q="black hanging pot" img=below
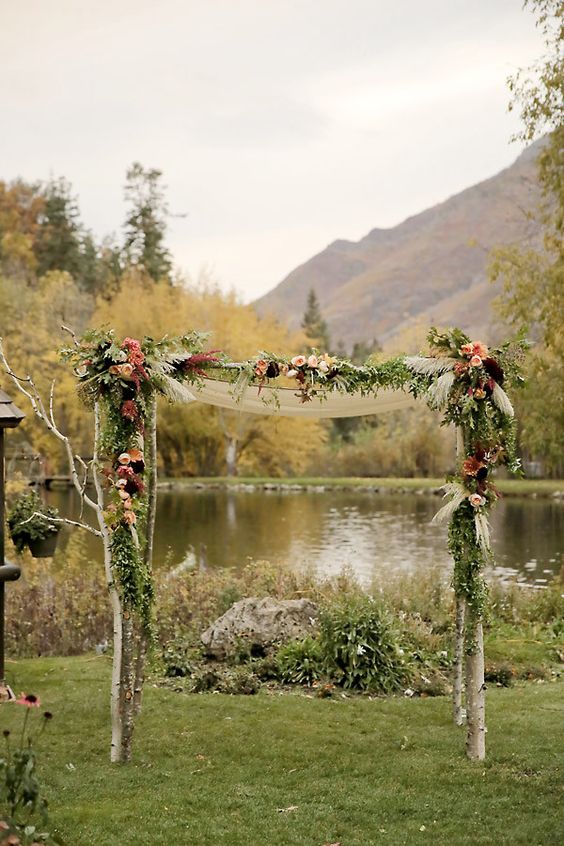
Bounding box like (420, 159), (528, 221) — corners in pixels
(28, 531), (59, 558)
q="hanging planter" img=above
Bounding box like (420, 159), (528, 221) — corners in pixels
(28, 529), (59, 558)
(7, 491), (60, 558)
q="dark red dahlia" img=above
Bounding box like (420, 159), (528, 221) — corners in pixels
(482, 357), (504, 386)
(121, 400), (139, 420)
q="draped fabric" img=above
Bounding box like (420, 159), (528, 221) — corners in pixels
(182, 378), (416, 418)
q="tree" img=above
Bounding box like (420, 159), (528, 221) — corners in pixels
(301, 288), (331, 351)
(123, 163), (172, 283)
(0, 179), (44, 281)
(35, 178), (83, 279)
(490, 0), (564, 475)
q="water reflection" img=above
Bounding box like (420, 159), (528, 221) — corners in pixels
(46, 488), (562, 586)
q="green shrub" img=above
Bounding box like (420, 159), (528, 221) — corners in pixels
(484, 662), (515, 687)
(318, 595), (408, 692)
(191, 666), (259, 695)
(276, 637), (323, 685)
(162, 640), (198, 678)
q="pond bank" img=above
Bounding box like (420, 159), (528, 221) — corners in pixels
(158, 476), (564, 498)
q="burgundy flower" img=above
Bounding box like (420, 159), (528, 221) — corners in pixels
(121, 400), (139, 421)
(266, 361), (280, 378)
(462, 457), (484, 477)
(183, 351), (221, 377)
(482, 357), (504, 386)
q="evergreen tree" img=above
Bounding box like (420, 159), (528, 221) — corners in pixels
(123, 162), (173, 283)
(35, 177), (83, 279)
(301, 288), (330, 350)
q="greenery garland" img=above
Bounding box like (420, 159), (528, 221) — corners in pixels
(62, 325), (525, 628)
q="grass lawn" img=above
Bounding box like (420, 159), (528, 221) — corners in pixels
(163, 476), (564, 497)
(2, 657), (563, 846)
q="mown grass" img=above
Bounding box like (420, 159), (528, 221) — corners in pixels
(2, 657), (563, 846)
(162, 476), (564, 496)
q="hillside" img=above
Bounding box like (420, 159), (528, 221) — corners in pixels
(254, 142), (544, 351)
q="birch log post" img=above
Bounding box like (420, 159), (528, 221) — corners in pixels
(133, 396), (158, 715)
(452, 599), (466, 726)
(465, 619), (486, 760)
(452, 426), (466, 726)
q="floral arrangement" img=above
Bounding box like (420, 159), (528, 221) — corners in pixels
(404, 327), (526, 619)
(237, 348), (411, 404)
(61, 328), (222, 620)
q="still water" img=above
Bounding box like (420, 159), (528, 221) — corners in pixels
(46, 487), (563, 587)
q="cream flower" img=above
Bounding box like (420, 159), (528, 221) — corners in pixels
(118, 452), (131, 465)
(469, 355), (482, 367)
(469, 493), (486, 508)
(318, 360), (329, 373)
(307, 354), (318, 368)
(119, 362), (134, 378)
(286, 369), (298, 378)
(290, 355), (306, 367)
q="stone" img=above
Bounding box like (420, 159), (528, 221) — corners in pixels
(201, 597), (319, 658)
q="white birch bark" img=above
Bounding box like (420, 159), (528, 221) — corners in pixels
(134, 397), (157, 715)
(453, 597), (466, 726)
(465, 620), (486, 760)
(452, 425), (466, 724)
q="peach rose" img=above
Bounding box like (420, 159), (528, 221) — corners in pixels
(291, 355), (306, 367)
(118, 489), (130, 500)
(460, 343), (474, 355)
(469, 355), (482, 367)
(279, 363), (289, 375)
(128, 448), (144, 463)
(118, 452), (131, 465)
(472, 341), (489, 358)
(108, 364), (121, 375)
(474, 387), (486, 399)
(307, 354), (318, 368)
(119, 362), (134, 379)
(123, 510), (136, 525)
(254, 359), (268, 376)
(469, 493), (486, 508)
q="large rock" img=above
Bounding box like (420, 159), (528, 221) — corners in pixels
(201, 597), (319, 658)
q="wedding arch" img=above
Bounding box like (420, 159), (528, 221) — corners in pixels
(0, 326), (524, 763)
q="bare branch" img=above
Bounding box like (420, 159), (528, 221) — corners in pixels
(17, 511), (102, 538)
(61, 324), (79, 347)
(0, 338), (99, 511)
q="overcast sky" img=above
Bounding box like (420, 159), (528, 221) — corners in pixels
(1, 0), (542, 301)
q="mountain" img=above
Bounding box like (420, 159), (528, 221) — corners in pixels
(254, 142), (544, 351)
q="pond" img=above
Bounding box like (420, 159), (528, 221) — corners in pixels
(46, 487), (563, 587)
